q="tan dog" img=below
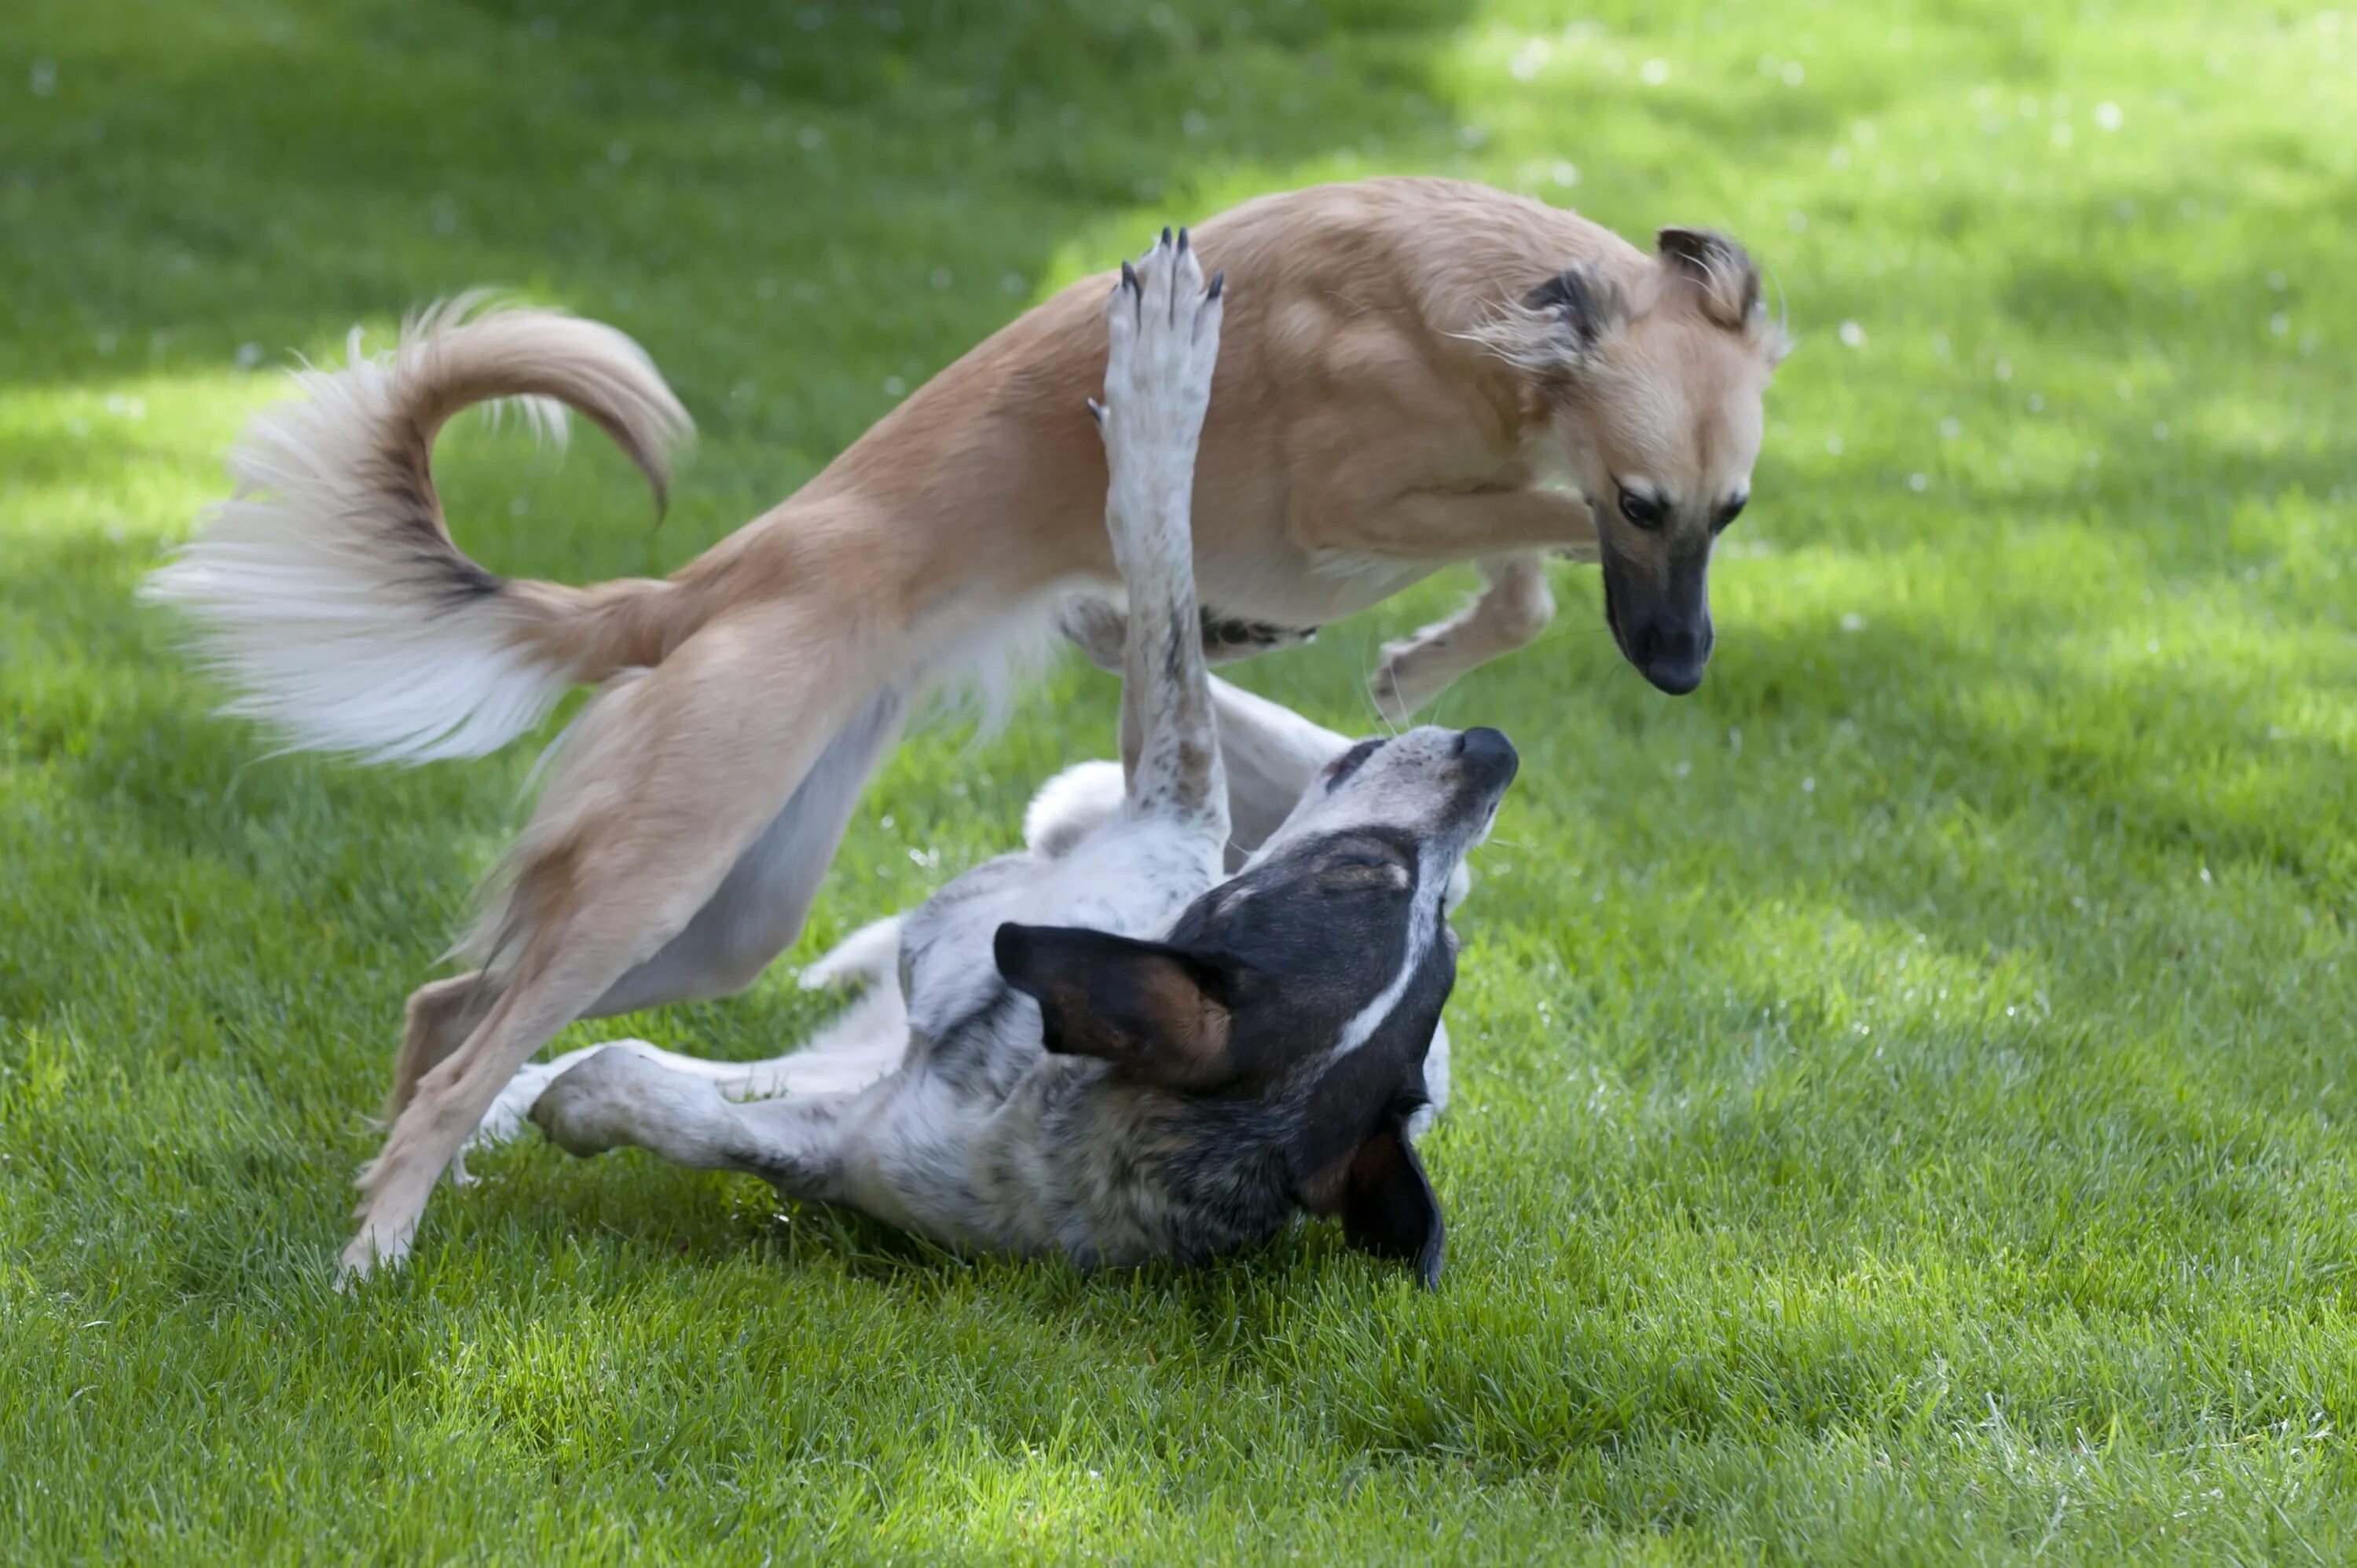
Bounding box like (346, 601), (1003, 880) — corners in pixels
(142, 177), (1786, 1274)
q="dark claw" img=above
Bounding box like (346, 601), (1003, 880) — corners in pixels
(1086, 397), (1106, 427)
(1176, 226), (1189, 255)
(1160, 225), (1172, 247)
(1207, 269), (1224, 300)
(1120, 259), (1137, 294)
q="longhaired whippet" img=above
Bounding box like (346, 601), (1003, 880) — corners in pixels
(471, 237), (1513, 1283)
(141, 178), (1783, 1274)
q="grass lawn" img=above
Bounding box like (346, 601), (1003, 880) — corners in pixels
(5, 0), (2355, 1559)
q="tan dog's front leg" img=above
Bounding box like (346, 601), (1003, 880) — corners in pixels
(1372, 552), (1557, 722)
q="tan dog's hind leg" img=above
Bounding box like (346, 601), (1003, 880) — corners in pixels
(394, 683), (906, 1137)
(340, 608), (893, 1278)
(390, 973), (494, 1119)
(1372, 551), (1557, 723)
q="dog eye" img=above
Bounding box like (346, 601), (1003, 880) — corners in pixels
(1322, 854), (1409, 889)
(1714, 494), (1748, 533)
(1616, 485), (1665, 531)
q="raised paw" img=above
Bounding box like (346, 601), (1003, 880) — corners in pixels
(1095, 227), (1224, 513)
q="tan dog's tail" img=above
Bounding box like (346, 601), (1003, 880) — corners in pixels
(141, 296), (698, 764)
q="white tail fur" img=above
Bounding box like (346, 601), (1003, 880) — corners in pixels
(140, 295), (694, 764)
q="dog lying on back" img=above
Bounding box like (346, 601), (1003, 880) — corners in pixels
(471, 237), (1516, 1283)
(142, 178), (1779, 1274)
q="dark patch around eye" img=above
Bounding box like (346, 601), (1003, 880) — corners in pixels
(1714, 494), (1748, 533)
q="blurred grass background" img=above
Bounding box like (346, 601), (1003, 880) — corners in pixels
(3, 0), (2355, 1560)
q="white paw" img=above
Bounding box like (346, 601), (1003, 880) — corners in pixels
(1095, 225), (1223, 508)
(529, 1045), (676, 1158)
(468, 1039), (658, 1150)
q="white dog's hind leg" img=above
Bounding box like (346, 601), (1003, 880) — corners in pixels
(471, 979), (909, 1149)
(1206, 676), (1351, 857)
(528, 1048), (863, 1202)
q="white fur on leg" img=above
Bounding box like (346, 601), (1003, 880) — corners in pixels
(531, 1048), (740, 1162)
(470, 978), (910, 1150)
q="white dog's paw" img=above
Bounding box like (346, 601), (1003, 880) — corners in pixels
(528, 1045), (679, 1159)
(472, 1061), (563, 1149)
(1095, 225), (1223, 494)
(468, 1039), (658, 1150)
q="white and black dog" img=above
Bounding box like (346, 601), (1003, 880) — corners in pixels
(473, 233), (1519, 1286)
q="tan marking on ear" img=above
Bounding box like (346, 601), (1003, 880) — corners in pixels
(1295, 1148), (1354, 1214)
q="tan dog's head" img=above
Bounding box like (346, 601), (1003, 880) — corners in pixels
(1482, 228), (1788, 694)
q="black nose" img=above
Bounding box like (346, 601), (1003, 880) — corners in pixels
(1643, 657), (1705, 695)
(1630, 621), (1712, 696)
(1453, 727), (1519, 786)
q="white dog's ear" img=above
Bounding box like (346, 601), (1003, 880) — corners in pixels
(1469, 262), (1629, 388)
(994, 923), (1235, 1089)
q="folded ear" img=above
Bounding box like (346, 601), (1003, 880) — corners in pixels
(1468, 261), (1628, 388)
(1655, 226), (1765, 333)
(993, 922), (1233, 1090)
(1340, 1119), (1446, 1289)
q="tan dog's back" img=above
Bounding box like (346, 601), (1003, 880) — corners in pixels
(753, 178), (1634, 630)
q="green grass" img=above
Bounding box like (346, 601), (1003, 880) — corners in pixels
(3, 0), (2354, 1559)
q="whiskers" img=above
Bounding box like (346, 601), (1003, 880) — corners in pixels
(1351, 627), (1402, 739)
